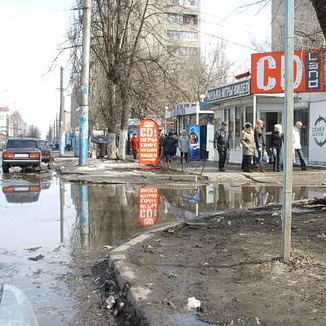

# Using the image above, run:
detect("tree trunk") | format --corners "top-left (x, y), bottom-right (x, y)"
top-left (311, 0), bottom-right (326, 39)
top-left (118, 81), bottom-right (130, 160)
top-left (107, 132), bottom-right (117, 159)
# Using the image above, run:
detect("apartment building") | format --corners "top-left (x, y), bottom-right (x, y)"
top-left (164, 0), bottom-right (201, 58)
top-left (271, 0), bottom-right (324, 51)
top-left (0, 107), bottom-right (9, 140)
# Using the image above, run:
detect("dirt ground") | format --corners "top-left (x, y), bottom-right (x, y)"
top-left (124, 200), bottom-right (326, 326)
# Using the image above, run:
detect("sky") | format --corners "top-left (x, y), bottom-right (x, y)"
top-left (0, 0), bottom-right (271, 138)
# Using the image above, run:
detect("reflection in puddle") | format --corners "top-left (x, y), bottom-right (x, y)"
top-left (69, 183), bottom-right (326, 250)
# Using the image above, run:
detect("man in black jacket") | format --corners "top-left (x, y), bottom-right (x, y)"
top-left (214, 121), bottom-right (229, 171)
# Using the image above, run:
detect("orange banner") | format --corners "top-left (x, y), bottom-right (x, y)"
top-left (139, 118), bottom-right (160, 169)
top-left (138, 187), bottom-right (160, 227)
top-left (251, 49), bottom-right (325, 94)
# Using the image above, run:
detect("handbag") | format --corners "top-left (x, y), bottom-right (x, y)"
top-left (262, 150), bottom-right (269, 163)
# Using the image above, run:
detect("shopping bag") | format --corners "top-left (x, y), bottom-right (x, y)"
top-left (262, 150), bottom-right (269, 163)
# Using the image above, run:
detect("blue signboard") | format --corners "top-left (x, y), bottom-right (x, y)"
top-left (187, 124), bottom-right (200, 160)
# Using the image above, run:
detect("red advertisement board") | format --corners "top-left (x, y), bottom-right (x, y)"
top-left (139, 118), bottom-right (160, 169)
top-left (251, 49), bottom-right (325, 94)
top-left (138, 187), bottom-right (160, 227)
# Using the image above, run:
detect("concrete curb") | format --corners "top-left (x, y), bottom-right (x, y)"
top-left (108, 222), bottom-right (181, 325)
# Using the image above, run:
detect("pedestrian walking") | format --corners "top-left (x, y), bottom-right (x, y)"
top-left (162, 131), bottom-right (178, 168)
top-left (178, 130), bottom-right (190, 163)
top-left (240, 123), bottom-right (255, 172)
top-left (270, 124), bottom-right (284, 172)
top-left (254, 119), bottom-right (266, 172)
top-left (293, 121), bottom-right (307, 170)
top-left (130, 133), bottom-right (139, 159)
top-left (214, 121), bottom-right (229, 171)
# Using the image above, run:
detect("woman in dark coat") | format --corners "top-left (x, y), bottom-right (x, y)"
top-left (254, 119), bottom-right (266, 172)
top-left (270, 124), bottom-right (284, 172)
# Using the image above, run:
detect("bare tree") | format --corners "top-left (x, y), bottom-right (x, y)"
top-left (27, 125), bottom-right (41, 139)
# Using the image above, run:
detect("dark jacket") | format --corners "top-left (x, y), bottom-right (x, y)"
top-left (270, 131), bottom-right (284, 148)
top-left (214, 129), bottom-right (229, 150)
top-left (162, 136), bottom-right (177, 154)
top-left (254, 129), bottom-right (265, 149)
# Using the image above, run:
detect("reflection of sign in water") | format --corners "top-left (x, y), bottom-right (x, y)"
top-left (139, 118), bottom-right (160, 169)
top-left (138, 187), bottom-right (160, 227)
top-left (251, 49), bottom-right (325, 94)
top-left (309, 101), bottom-right (326, 163)
top-left (188, 124), bottom-right (200, 160)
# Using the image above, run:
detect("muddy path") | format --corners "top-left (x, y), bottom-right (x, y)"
top-left (124, 201), bottom-right (326, 325)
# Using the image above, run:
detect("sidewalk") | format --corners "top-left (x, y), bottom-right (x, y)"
top-left (54, 156), bottom-right (326, 187)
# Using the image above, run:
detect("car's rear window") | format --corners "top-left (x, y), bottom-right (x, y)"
top-left (6, 139), bottom-right (37, 149)
top-left (37, 140), bottom-right (48, 148)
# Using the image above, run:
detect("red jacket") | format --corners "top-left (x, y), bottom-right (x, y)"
top-left (130, 137), bottom-right (139, 151)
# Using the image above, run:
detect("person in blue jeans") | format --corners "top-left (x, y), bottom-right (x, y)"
top-left (293, 121), bottom-right (307, 170)
top-left (270, 124), bottom-right (284, 172)
top-left (254, 119), bottom-right (266, 172)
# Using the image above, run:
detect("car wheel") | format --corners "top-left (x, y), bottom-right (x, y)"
top-left (2, 163), bottom-right (9, 173)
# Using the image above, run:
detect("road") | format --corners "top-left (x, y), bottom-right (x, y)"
top-left (0, 162), bottom-right (112, 325)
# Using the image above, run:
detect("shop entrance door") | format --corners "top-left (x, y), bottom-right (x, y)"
top-left (260, 112), bottom-right (283, 150)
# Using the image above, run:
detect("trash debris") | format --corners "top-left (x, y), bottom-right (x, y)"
top-left (255, 218), bottom-right (264, 224)
top-left (106, 295), bottom-right (116, 309)
top-left (272, 212), bottom-right (279, 217)
top-left (25, 246), bottom-right (42, 252)
top-left (146, 283), bottom-right (154, 289)
top-left (104, 245), bottom-right (113, 250)
top-left (166, 228), bottom-right (176, 234)
top-left (255, 316), bottom-right (261, 325)
top-left (186, 297), bottom-right (201, 311)
top-left (227, 221), bottom-right (232, 226)
top-left (28, 254), bottom-right (44, 261)
top-left (9, 166), bottom-right (22, 173)
top-left (167, 301), bottom-right (176, 309)
top-left (167, 272), bottom-right (178, 278)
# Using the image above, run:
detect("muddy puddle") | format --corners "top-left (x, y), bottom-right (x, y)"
top-left (0, 172), bottom-right (325, 324)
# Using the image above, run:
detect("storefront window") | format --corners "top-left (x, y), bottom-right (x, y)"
top-left (235, 107), bottom-right (244, 149)
top-left (224, 108), bottom-right (235, 149)
top-left (245, 106), bottom-right (253, 125)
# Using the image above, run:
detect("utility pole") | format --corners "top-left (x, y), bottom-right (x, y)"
top-left (282, 0), bottom-right (294, 262)
top-left (79, 0), bottom-right (92, 166)
top-left (59, 66), bottom-right (65, 156)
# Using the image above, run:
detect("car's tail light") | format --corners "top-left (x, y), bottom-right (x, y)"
top-left (3, 187), bottom-right (14, 193)
top-left (29, 187), bottom-right (41, 192)
top-left (3, 153), bottom-right (14, 158)
top-left (30, 153), bottom-right (40, 158)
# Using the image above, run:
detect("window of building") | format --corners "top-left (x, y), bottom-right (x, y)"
top-left (183, 14), bottom-right (198, 25)
top-left (167, 30), bottom-right (182, 39)
top-left (235, 107), bottom-right (244, 149)
top-left (167, 13), bottom-right (183, 24)
top-left (182, 31), bottom-right (198, 40)
top-left (166, 0), bottom-right (181, 5)
top-left (185, 0), bottom-right (198, 6)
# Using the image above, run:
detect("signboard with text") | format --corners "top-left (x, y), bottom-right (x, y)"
top-left (138, 187), bottom-right (160, 227)
top-left (309, 101), bottom-right (326, 163)
top-left (207, 79), bottom-right (251, 103)
top-left (251, 49), bottom-right (325, 94)
top-left (139, 118), bottom-right (160, 169)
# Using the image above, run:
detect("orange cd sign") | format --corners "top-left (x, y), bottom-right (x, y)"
top-left (251, 49), bottom-right (325, 94)
top-left (139, 118), bottom-right (160, 169)
top-left (138, 187), bottom-right (160, 227)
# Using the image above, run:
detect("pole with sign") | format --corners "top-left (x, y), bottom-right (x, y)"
top-left (139, 118), bottom-right (160, 169)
